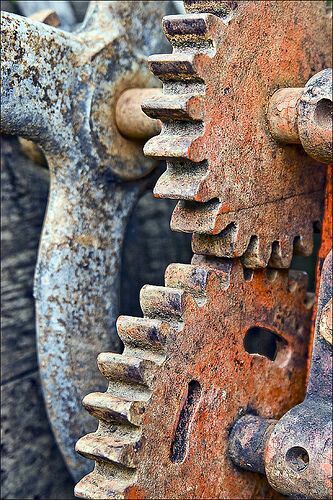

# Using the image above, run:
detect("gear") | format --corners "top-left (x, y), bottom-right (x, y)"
top-left (143, 1), bottom-right (331, 268)
top-left (75, 257), bottom-right (312, 498)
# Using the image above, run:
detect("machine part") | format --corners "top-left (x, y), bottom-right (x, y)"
top-left (1, 135), bottom-right (74, 498)
top-left (142, 1), bottom-right (331, 268)
top-left (17, 0), bottom-right (76, 29)
top-left (1, 1), bottom-right (171, 480)
top-left (19, 138), bottom-right (48, 167)
top-left (29, 8), bottom-right (61, 26)
top-left (75, 256), bottom-right (313, 498)
top-left (116, 89), bottom-right (162, 141)
top-left (268, 69), bottom-right (333, 164)
top-left (229, 251), bottom-right (332, 499)
top-left (17, 8), bottom-right (60, 167)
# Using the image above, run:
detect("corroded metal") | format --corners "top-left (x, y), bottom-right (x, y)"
top-left (0, 1), bottom-right (170, 480)
top-left (116, 88), bottom-right (162, 141)
top-left (142, 1), bottom-right (331, 268)
top-left (268, 69), bottom-right (333, 164)
top-left (229, 251), bottom-right (332, 499)
top-left (75, 257), bottom-right (312, 498)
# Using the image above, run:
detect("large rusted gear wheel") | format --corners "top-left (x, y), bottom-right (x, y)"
top-left (143, 0), bottom-right (332, 268)
top-left (75, 257), bottom-right (312, 498)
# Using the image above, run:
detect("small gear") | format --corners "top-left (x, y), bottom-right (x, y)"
top-left (75, 257), bottom-right (312, 498)
top-left (143, 1), bottom-right (331, 268)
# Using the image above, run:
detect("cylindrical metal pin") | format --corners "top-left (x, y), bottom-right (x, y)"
top-left (116, 88), bottom-right (162, 141)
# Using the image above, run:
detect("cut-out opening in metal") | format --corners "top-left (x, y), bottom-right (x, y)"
top-left (286, 446), bottom-right (310, 472)
top-left (314, 98), bottom-right (332, 129)
top-left (170, 380), bottom-right (201, 463)
top-left (244, 326), bottom-right (286, 361)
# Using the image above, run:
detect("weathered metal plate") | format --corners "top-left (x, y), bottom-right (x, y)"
top-left (75, 257), bottom-right (312, 498)
top-left (143, 1), bottom-right (331, 268)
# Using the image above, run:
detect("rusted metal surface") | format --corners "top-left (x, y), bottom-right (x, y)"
top-left (229, 251), bottom-right (332, 499)
top-left (116, 89), bottom-right (162, 141)
top-left (266, 251), bottom-right (333, 499)
top-left (1, 1), bottom-right (171, 480)
top-left (268, 69), bottom-right (333, 164)
top-left (75, 257), bottom-right (312, 498)
top-left (229, 415), bottom-right (277, 475)
top-left (142, 1), bottom-right (331, 268)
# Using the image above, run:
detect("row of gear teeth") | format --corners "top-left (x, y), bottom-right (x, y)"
top-left (142, 5), bottom-right (327, 268)
top-left (75, 255), bottom-right (314, 499)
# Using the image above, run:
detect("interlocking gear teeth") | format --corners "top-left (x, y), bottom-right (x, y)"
top-left (76, 257), bottom-right (313, 499)
top-left (142, 93), bottom-right (205, 122)
top-left (189, 194), bottom-right (320, 268)
top-left (143, 2), bottom-right (330, 267)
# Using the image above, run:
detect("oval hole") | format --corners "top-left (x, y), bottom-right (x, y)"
top-left (244, 327), bottom-right (286, 361)
top-left (170, 380), bottom-right (201, 463)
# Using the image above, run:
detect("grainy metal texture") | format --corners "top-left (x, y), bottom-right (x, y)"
top-left (1, 136), bottom-right (74, 499)
top-left (0, 1), bottom-right (170, 480)
top-left (115, 89), bottom-right (162, 141)
top-left (268, 88), bottom-right (304, 144)
top-left (229, 251), bottom-right (332, 499)
top-left (75, 257), bottom-right (312, 498)
top-left (268, 69), bottom-right (333, 164)
top-left (298, 69), bottom-right (333, 164)
top-left (228, 415), bottom-right (276, 475)
top-left (142, 1), bottom-right (331, 268)
top-left (265, 251), bottom-right (333, 499)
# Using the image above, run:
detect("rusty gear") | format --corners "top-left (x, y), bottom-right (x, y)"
top-left (143, 1), bottom-right (331, 268)
top-left (75, 257), bottom-right (312, 498)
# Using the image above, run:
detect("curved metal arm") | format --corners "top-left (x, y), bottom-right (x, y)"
top-left (1, 2), bottom-right (170, 480)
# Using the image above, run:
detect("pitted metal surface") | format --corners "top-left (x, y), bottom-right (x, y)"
top-left (75, 257), bottom-right (312, 498)
top-left (268, 69), bottom-right (333, 164)
top-left (1, 1), bottom-right (171, 480)
top-left (142, 1), bottom-right (331, 268)
top-left (229, 251), bottom-right (332, 499)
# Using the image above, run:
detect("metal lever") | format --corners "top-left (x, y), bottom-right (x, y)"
top-left (0, 1), bottom-right (168, 480)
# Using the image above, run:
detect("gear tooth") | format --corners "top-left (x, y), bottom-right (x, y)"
top-left (192, 223), bottom-right (242, 257)
top-left (75, 470), bottom-right (132, 499)
top-left (154, 160), bottom-right (210, 201)
top-left (268, 238), bottom-right (294, 269)
top-left (165, 263), bottom-right (210, 296)
top-left (148, 53), bottom-right (203, 82)
top-left (162, 13), bottom-right (219, 43)
top-left (116, 316), bottom-right (168, 353)
top-left (82, 392), bottom-right (145, 427)
top-left (75, 432), bottom-right (140, 468)
top-left (97, 353), bottom-right (157, 388)
top-left (144, 133), bottom-right (203, 161)
top-left (287, 270), bottom-right (309, 294)
top-left (304, 292), bottom-right (315, 310)
top-left (171, 199), bottom-right (222, 233)
top-left (184, 0), bottom-right (238, 18)
top-left (293, 225), bottom-right (314, 256)
top-left (142, 93), bottom-right (204, 122)
top-left (140, 284), bottom-right (187, 320)
top-left (241, 236), bottom-right (272, 269)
